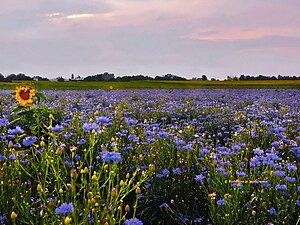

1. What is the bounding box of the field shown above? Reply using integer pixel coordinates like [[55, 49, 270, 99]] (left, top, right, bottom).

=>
[[1, 80, 300, 90], [0, 88, 300, 224]]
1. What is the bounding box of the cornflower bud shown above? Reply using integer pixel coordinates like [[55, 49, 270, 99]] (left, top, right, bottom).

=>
[[111, 188, 117, 197], [135, 187, 141, 195]]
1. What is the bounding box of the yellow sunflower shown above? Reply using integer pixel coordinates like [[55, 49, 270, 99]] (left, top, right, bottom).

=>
[[15, 86, 36, 106]]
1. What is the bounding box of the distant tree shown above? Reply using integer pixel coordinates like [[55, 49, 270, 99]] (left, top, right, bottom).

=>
[[71, 74, 74, 80], [84, 72, 115, 82], [154, 74, 186, 81], [0, 73, 6, 82], [239, 75, 245, 80], [16, 73, 33, 81], [202, 75, 208, 81], [56, 77, 65, 82], [6, 74, 17, 81]]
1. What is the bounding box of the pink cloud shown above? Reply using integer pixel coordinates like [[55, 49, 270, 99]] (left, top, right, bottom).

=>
[[182, 28, 300, 42]]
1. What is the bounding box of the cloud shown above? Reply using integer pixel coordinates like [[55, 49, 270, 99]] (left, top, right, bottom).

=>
[[182, 28, 300, 42]]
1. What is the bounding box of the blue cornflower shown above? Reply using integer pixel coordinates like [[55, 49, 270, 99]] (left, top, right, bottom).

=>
[[199, 148, 209, 155], [52, 124, 64, 132], [195, 174, 206, 184], [193, 217, 203, 223], [162, 169, 170, 176], [77, 139, 86, 145], [245, 202, 251, 209], [156, 174, 163, 178], [22, 136, 37, 147], [298, 186, 300, 192], [159, 203, 168, 209], [172, 168, 182, 175], [83, 123, 100, 133], [96, 116, 111, 124], [216, 199, 227, 206], [124, 217, 143, 225], [236, 171, 246, 177], [273, 170, 285, 177], [101, 152, 122, 164], [291, 147, 300, 158], [286, 164, 297, 172], [296, 200, 300, 207], [0, 154, 6, 162], [275, 184, 287, 191], [271, 141, 280, 148], [13, 143, 21, 149], [268, 207, 277, 216], [55, 202, 74, 216], [8, 126, 24, 135], [285, 176, 296, 183], [253, 148, 263, 155], [0, 118, 8, 127], [0, 215, 6, 224], [8, 154, 17, 160], [74, 154, 81, 161]]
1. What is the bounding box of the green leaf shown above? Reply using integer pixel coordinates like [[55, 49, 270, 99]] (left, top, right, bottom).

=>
[[12, 106, 26, 113], [35, 92, 46, 102]]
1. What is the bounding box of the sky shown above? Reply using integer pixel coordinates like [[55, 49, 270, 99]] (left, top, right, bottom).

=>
[[1, 0, 300, 80]]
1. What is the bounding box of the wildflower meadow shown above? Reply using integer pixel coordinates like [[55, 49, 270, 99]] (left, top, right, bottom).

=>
[[0, 87, 299, 224]]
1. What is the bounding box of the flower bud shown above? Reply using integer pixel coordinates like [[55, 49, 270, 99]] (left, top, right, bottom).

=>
[[111, 188, 117, 197], [92, 174, 98, 182], [135, 187, 141, 195], [11, 211, 17, 220], [64, 216, 72, 225], [120, 180, 125, 187], [37, 184, 43, 192]]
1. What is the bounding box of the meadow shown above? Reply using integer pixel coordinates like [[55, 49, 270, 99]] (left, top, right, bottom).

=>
[[1, 80, 300, 90], [0, 87, 299, 224]]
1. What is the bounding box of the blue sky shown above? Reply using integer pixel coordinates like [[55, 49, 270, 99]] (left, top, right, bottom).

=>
[[1, 0, 300, 79]]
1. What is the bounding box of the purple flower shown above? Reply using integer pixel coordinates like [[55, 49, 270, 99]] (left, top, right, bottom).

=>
[[275, 184, 287, 191], [52, 124, 64, 132], [55, 202, 74, 216], [195, 174, 206, 184], [77, 139, 86, 145], [8, 126, 24, 135], [96, 116, 111, 124], [296, 200, 300, 207], [172, 168, 182, 175], [83, 123, 100, 133], [22, 136, 37, 147], [124, 217, 143, 225], [268, 207, 277, 216], [162, 169, 170, 176], [193, 217, 203, 223], [0, 154, 6, 162], [273, 170, 285, 177], [0, 118, 9, 127], [216, 199, 227, 206], [8, 154, 17, 160], [236, 171, 246, 177], [101, 152, 122, 164], [285, 176, 296, 183], [0, 215, 6, 224]]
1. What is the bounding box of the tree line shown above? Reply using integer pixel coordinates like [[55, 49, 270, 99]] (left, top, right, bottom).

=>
[[0, 72, 299, 82]]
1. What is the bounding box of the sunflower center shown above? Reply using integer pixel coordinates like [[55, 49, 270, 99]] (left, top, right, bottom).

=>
[[19, 90, 30, 100]]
